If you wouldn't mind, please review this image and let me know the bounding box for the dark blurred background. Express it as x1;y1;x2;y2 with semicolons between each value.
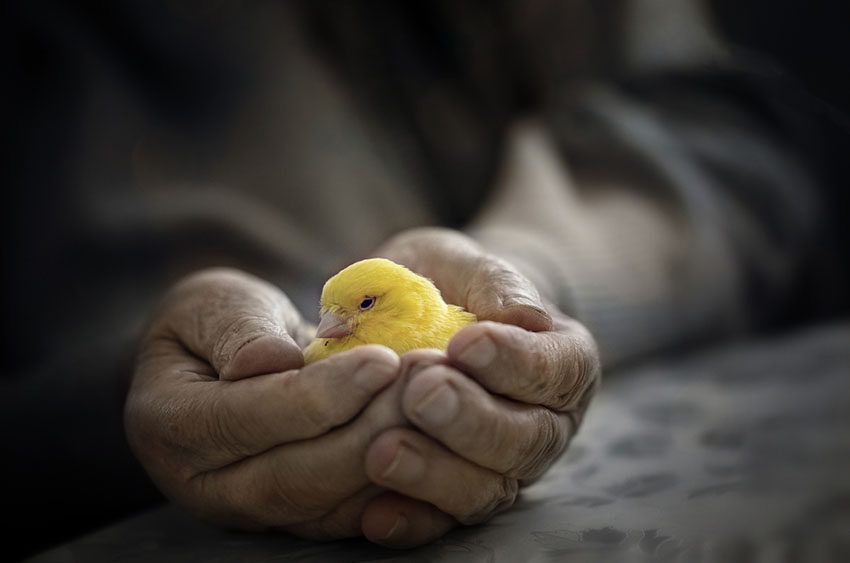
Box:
4;1;848;560
714;0;849;117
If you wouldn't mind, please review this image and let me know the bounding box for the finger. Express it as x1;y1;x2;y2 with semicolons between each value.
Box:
374;227;552;332
130;343;400;471
185;365;411;530
361;492;456;548
365;428;518;526
402;362;572;480
285;484;387;541
154;268;307;380
447;318;599;411
462;254;553;333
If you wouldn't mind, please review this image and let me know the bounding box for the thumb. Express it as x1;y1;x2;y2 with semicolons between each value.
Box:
374;228;552;332
463;254;553;333
152;268;306;380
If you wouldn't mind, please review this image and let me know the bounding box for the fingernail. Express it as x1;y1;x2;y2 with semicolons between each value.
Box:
222;335;300;380
383;514;408;540
407;360;438;377
457;335;497;370
354;360;397;391
381;445;425;484
413;384;459;428
503;293;540;309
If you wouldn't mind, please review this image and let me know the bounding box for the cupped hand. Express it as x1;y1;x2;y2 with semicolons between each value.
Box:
124;268;408;539
364;227;600;547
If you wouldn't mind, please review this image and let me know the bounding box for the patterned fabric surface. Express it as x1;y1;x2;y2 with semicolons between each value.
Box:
28;323;850;563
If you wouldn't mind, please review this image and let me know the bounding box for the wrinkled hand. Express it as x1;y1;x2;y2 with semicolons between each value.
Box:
124;268;407;539
365;227;600;547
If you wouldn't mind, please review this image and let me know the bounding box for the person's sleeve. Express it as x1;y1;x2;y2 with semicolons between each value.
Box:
469;0;849;367
545;64;849;365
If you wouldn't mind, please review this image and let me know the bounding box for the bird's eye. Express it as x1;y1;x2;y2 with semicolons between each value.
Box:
359;297;375;310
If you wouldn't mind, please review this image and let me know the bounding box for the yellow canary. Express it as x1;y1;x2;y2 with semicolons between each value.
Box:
303;258;477;364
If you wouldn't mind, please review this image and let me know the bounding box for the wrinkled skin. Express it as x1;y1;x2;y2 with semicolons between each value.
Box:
124;227;599;548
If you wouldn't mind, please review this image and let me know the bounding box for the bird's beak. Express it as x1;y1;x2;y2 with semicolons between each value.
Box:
315;311;351;339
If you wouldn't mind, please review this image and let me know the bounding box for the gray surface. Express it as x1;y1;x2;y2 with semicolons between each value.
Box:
28;323;850;562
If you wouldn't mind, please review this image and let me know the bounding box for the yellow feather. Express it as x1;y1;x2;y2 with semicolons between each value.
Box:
303;258;476;363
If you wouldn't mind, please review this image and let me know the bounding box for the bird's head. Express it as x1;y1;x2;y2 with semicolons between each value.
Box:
315;258;442;340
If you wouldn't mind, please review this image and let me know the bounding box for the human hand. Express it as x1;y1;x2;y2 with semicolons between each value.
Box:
124;268;408;539
364;227;600;547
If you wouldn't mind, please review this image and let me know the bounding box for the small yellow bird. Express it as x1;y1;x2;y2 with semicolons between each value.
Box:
303;258;477;364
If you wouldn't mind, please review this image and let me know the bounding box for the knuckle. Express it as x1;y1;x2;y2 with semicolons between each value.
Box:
513;335;558;402
460;476;518;525
191;471;251;524
195;464;308;529
494;330;541;396
197;393;254;464
129;391;227;487
156;395;206;456
552;337;600;411
512;408;568;480
260;468;314;524
496;476;520;512
216;476;284;527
